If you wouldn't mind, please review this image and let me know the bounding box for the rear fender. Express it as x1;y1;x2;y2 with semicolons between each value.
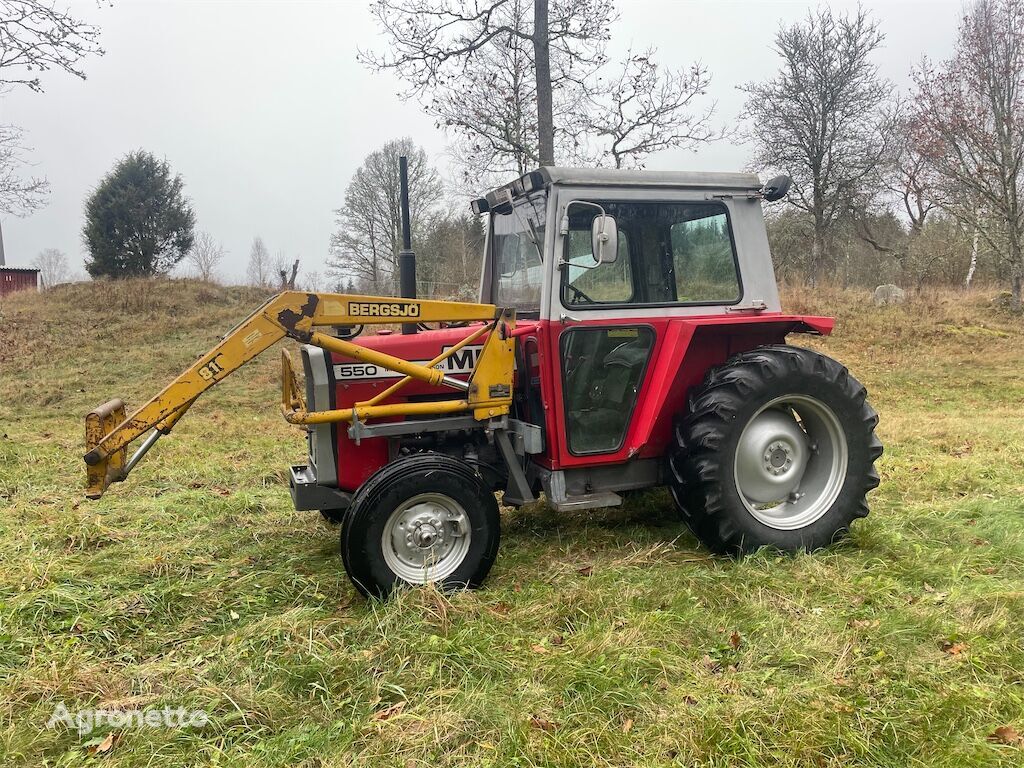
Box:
626;315;834;459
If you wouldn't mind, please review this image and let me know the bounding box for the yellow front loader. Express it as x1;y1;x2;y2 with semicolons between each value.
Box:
84;291;516;501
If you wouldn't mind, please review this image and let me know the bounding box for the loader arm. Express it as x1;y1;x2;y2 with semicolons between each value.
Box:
84;291;510;499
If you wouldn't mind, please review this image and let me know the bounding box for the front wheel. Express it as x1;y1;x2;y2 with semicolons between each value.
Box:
668;345;882;554
340;454;501;598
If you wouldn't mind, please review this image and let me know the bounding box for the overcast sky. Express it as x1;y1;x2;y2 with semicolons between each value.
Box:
1;0;961;283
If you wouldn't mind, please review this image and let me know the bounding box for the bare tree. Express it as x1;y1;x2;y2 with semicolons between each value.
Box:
31;246;68;287
0;1;103;92
362;0;611;169
186;230;225;282
363;0;718;187
304;270;321;292
246;236;271;287
888;115;938;235
0;3;103;226
275;253;299;289
586;50;718;169
0;123;47;215
913;0;1024;306
846;106;936;270
328;138;442;294
741;6;895;283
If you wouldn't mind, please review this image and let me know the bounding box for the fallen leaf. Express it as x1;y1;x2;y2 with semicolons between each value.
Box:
88;732;117;755
923;582;936;593
987;725;1021;745
229;610;240;620
941;640;968;655
701;654;721;674
577;565;593;577
530;644;549;654
530;715;556;731
550;634;565;646
490;601;511;616
372;701;406;721
622;717;634;733
729;631;742;650
982;567;998;575
682;694;698;706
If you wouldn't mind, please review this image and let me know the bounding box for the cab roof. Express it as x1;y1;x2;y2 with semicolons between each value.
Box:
474;167;765;213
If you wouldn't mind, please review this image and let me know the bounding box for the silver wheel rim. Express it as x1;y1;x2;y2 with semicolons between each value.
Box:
381;493;472;584
733;395;848;531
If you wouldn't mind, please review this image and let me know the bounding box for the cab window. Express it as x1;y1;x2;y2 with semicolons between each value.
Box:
561;201;741;307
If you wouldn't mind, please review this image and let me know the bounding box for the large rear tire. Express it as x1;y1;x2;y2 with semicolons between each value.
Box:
341;453;501;598
668;345;882;554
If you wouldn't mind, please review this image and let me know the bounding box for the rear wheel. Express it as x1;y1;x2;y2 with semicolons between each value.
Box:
341;454;501;598
668;345;882;554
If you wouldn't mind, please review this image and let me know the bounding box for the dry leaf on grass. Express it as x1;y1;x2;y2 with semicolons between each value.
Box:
372;702;406;721
530;715;556;731
849;619;880;629
577;565;593;577
622;717;634;733
550;634;565;646
530;644;549;654
87;732;118;755
729;631;742;650
941;640;968;655
987;725;1021;745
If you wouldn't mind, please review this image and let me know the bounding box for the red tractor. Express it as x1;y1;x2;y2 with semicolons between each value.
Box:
84;167;882;598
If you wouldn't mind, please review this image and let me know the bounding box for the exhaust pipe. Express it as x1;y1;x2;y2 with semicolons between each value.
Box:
398;155;417;335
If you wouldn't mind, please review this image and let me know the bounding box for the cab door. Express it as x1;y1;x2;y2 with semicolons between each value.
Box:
558;324;655;458
544;198;658;468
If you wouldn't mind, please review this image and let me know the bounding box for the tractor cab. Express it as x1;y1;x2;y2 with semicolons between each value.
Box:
465;168;818;509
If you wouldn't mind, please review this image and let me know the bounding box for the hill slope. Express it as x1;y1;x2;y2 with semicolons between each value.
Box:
1;280;1023;766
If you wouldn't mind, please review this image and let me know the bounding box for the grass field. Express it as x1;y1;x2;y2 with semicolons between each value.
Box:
1;279;1023;767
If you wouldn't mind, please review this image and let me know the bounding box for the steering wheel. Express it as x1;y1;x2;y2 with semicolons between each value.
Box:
566;283;596;305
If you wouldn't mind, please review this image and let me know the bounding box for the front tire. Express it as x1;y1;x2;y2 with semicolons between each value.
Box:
668;345;882;554
320;509;345;525
340;454;501;598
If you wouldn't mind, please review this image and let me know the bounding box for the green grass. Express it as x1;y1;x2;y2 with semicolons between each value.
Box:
1;279;1023;766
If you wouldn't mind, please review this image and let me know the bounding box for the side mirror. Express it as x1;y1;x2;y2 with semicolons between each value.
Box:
761;174;792;202
591;214;618;264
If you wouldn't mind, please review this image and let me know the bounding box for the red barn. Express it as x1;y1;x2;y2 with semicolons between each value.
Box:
0;267;40;298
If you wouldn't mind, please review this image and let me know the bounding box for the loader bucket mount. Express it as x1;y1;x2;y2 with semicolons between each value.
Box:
85;399;128;499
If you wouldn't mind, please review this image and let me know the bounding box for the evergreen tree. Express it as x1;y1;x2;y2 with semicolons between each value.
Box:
83;151;195;278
